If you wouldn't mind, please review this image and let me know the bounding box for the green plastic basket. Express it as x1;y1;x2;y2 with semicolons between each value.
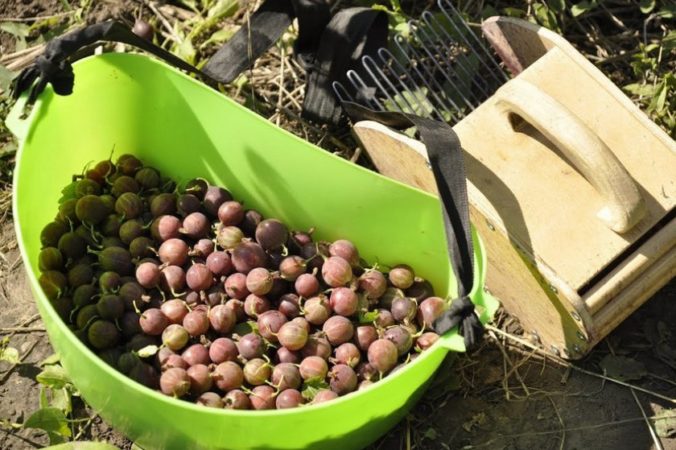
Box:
7;52;498;450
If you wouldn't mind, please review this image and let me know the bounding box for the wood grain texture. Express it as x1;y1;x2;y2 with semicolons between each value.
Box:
494;77;646;233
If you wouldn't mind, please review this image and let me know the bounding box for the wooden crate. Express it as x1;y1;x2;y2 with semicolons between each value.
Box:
353;18;676;359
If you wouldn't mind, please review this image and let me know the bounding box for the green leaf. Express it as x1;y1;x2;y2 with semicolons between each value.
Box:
58;180;78;205
599;355;647;382
37;365;71;389
207;0;239;19
0;22;30;37
177;38;196;65
40;386;49;410
0;346;20;364
662;31;676;52
358;310;379;324
657;3;675;19
639;0;656;14
549;0;566;14
655;82;668;112
40;353;61;366
300;377;329;401
201;28;236;48
24;407;71;439
43;442;120;450
654;408;676;438
570;0;598;17
50;388;72;415
47;431;66;446
423;427;439;440
533;3;559;30
623;83;658;96
481;5;499;19
136;345;159;358
648;81;668;114
502;7;527;17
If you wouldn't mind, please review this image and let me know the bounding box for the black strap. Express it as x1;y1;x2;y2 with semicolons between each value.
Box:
342;102;484;349
12;21;212;105
302;7;387;124
202;0;332;84
204;1;387;124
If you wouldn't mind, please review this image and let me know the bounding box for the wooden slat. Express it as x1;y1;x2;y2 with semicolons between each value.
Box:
584;218;676;314
591;248;676;343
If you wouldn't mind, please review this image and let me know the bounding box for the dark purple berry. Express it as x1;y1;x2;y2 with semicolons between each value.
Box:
323;316;354;346
368;339;398;373
160;367;190;397
321;256;353;287
209;337;238;363
139;308;168;335
329;364;357;395
329;239;360;268
389;264;415;289
299;356;328;380
276;389;303;409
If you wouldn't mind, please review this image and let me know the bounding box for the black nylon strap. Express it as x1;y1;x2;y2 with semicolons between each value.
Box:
203;1;386;124
302;7;388;124
203;0;332;84
342;102;484;349
12;21;211;105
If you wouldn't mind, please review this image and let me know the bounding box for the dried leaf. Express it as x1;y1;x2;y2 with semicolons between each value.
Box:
137;345;159;358
599;355;646;382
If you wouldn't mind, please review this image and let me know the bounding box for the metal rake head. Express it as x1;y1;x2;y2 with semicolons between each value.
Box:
334;0;509;124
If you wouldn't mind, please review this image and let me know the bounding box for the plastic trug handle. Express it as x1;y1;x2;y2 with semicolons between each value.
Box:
494;78;645;234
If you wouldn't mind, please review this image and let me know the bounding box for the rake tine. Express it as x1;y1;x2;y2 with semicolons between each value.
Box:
374;48;439;118
346;70;388;112
421;11;499;93
332;81;354;103
378;47;454;121
416;17;494;103
393;35;464;120
363;55;418;114
411;23;481;109
438;0;509;82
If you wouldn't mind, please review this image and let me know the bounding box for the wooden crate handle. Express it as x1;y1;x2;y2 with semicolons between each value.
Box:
493;78;646;234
